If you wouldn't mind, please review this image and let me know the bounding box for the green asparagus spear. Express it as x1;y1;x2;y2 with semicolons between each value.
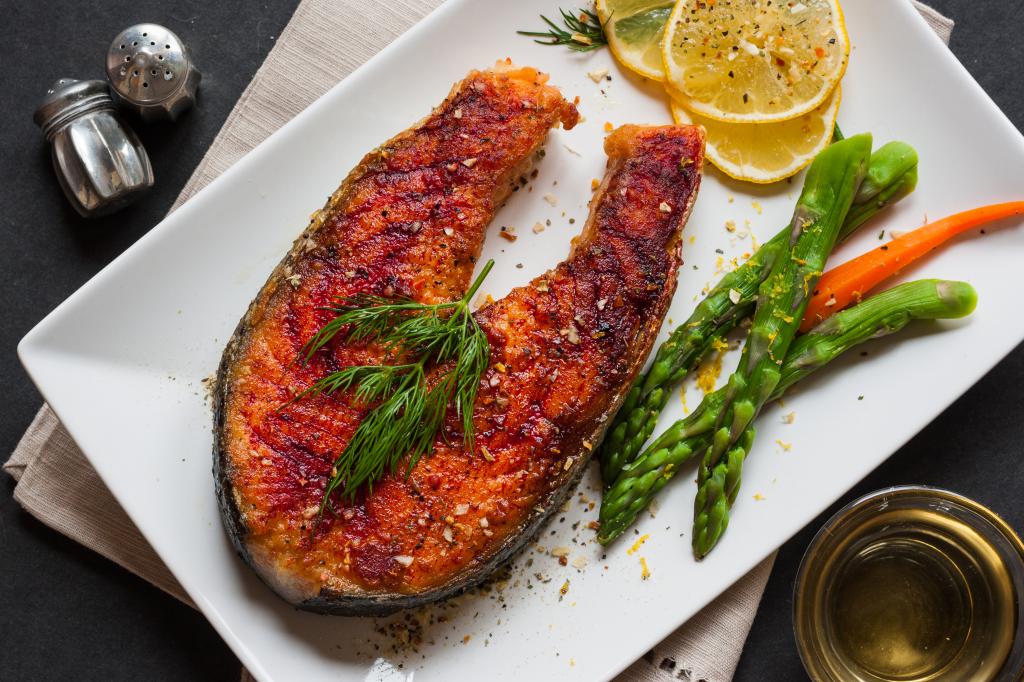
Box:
691;133;873;558
596;279;977;544
598;141;918;487
778;279;976;392
598;412;714;543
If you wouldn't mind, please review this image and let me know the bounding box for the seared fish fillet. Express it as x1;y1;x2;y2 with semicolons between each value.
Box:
216;67;704;614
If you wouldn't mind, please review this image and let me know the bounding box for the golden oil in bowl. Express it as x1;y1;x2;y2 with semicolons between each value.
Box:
794;486;1024;681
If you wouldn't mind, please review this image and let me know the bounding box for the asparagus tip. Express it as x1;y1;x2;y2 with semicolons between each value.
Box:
935;280;978;317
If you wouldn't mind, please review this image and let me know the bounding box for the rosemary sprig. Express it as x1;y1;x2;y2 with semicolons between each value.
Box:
517;7;608;52
296;260;494;509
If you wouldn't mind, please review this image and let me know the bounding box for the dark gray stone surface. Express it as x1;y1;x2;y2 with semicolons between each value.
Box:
1;2;1020;680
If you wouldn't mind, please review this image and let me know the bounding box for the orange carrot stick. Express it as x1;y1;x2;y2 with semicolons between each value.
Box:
801;201;1024;332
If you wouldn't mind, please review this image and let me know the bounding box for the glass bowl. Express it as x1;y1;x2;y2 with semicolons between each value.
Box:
793;486;1024;681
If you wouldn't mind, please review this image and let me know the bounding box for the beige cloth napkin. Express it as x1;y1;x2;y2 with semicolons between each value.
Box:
5;1;952;680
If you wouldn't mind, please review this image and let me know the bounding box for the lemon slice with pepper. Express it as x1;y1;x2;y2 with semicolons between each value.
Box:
662;0;849;123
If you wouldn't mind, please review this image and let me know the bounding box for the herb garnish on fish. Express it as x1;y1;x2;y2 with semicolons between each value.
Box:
293;261;494;510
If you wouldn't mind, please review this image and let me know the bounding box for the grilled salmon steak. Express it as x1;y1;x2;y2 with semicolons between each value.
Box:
215;64;705;615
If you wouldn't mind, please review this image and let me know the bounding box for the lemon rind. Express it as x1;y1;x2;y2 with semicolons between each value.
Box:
596;0;668;82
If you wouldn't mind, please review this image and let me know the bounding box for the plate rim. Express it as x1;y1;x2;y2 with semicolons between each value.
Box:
17;1;1024;680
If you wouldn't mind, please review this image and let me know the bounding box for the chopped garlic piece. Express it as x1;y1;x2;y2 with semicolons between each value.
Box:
393;555;414;567
659;202;672;213
739;38;759;56
729;288;742;304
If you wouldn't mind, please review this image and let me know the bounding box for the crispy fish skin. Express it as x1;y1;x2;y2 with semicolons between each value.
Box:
215;63;579;611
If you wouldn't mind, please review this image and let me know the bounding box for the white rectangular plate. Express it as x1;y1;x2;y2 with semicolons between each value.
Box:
19;1;1024;680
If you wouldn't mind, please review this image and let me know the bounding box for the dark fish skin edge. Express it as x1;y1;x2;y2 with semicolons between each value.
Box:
213;126;704;616
212;85;702;614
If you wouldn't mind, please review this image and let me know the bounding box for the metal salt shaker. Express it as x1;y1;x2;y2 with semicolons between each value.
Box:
33;79;155;217
106;24;201;122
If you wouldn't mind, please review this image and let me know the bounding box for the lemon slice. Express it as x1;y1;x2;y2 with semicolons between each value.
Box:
662;0;848;123
670;85;840;183
596;0;675;81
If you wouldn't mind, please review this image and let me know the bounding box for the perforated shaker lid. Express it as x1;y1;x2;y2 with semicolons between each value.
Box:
105;23;191;105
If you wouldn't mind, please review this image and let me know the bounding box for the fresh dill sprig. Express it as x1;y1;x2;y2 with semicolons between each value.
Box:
294;260;494;510
517;7;608;52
